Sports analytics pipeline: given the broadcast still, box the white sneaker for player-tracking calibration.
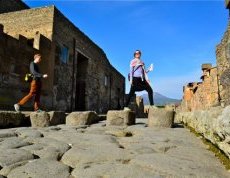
[14,104,20,112]
[124,107,131,111]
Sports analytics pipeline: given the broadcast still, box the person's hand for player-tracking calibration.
[148,64,154,72]
[43,74,48,78]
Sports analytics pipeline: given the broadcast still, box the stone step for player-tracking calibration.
[0,111,67,128]
[30,111,66,128]
[0,111,30,129]
[66,111,99,126]
[106,110,136,126]
[148,106,175,128]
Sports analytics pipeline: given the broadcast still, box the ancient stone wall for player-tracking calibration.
[180,64,219,112]
[216,22,230,107]
[0,25,54,110]
[0,0,29,14]
[52,7,125,112]
[0,6,54,40]
[175,106,230,159]
[0,6,56,92]
[0,5,125,113]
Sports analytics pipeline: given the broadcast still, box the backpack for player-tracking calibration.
[128,65,142,81]
[24,73,33,83]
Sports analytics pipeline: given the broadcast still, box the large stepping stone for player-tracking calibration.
[106,110,136,126]
[66,111,99,126]
[0,111,27,128]
[0,149,34,167]
[30,111,66,128]
[30,112,50,128]
[48,111,66,125]
[148,106,174,128]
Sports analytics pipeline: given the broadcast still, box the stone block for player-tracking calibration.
[106,110,136,126]
[148,106,174,128]
[66,111,99,126]
[0,149,34,167]
[48,111,66,125]
[202,63,212,70]
[7,159,70,178]
[0,111,26,128]
[30,111,50,128]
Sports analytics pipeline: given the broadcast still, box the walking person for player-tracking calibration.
[14,54,48,112]
[125,50,154,109]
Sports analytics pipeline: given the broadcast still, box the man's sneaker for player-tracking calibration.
[124,107,131,111]
[14,104,20,112]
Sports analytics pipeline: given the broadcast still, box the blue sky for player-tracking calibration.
[24,0,228,99]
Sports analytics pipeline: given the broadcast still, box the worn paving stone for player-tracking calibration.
[71,162,162,178]
[0,160,29,177]
[0,149,34,167]
[7,159,70,178]
[0,119,228,178]
[40,129,119,147]
[0,129,17,138]
[0,137,31,149]
[15,128,43,138]
[33,146,68,160]
[23,137,70,155]
[61,144,133,168]
[130,153,230,178]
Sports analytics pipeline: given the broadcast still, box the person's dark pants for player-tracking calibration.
[125,77,154,107]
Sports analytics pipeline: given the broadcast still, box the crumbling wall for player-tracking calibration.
[180,64,219,112]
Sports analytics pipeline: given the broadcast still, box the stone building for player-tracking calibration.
[0,1,125,113]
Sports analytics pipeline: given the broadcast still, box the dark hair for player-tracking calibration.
[134,50,141,57]
[34,54,41,60]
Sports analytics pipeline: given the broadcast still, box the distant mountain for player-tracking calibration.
[141,92,181,106]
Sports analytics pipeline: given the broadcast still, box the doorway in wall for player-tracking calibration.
[75,52,89,111]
